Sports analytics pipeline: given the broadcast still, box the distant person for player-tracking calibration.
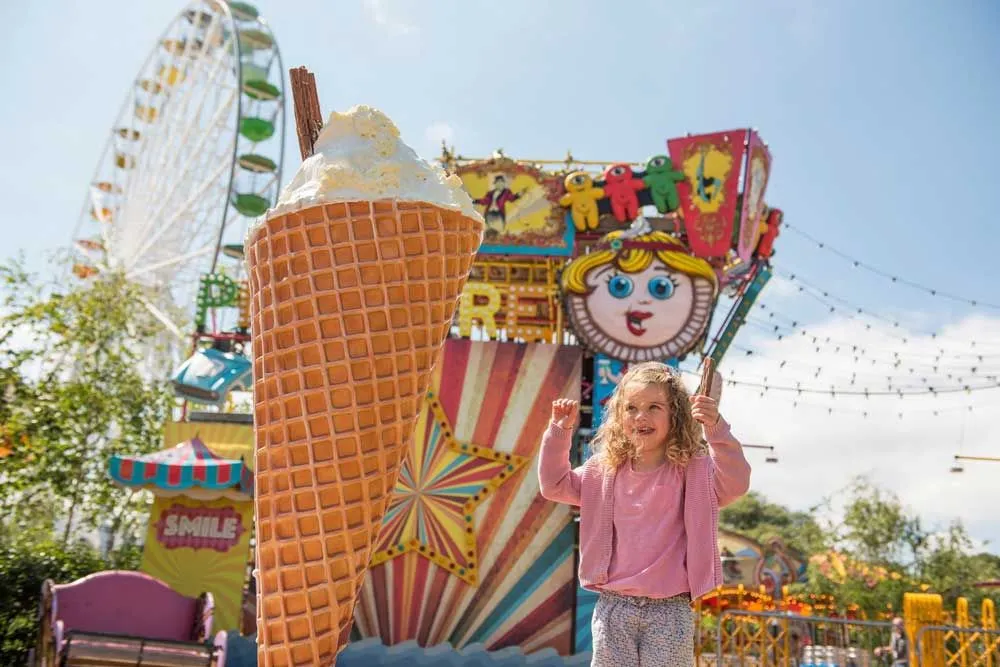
[875,617,908,666]
[538,362,752,667]
[789,629,802,667]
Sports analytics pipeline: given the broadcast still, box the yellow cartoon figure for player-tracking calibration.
[562,229,718,362]
[682,144,734,214]
[559,171,605,231]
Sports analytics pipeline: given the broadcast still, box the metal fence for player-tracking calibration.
[915,625,1000,667]
[700,609,894,667]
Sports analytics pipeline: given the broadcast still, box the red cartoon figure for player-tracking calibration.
[755,208,782,260]
[602,163,646,223]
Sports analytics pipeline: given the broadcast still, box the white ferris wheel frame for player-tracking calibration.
[70,0,286,343]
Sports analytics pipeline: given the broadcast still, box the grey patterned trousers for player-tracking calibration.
[591,591,695,667]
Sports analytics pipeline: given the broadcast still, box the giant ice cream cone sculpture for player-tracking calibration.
[246,85,484,665]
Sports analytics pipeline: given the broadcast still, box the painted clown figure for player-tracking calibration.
[562,228,718,362]
[471,174,523,232]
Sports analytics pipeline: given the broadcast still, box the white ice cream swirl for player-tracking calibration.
[263,104,480,220]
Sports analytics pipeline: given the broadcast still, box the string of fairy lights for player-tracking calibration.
[743,316,1000,372]
[679,364,981,420]
[741,313,1000,380]
[726,301,1000,393]
[771,269,1000,353]
[729,340,1000,389]
[750,303,1000,362]
[703,220,998,419]
[781,222,1000,310]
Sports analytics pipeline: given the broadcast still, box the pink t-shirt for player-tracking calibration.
[537,418,752,599]
[601,461,688,599]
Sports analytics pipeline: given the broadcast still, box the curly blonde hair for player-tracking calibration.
[591,361,707,470]
[562,230,718,295]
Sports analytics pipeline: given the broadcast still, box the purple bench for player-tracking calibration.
[36,570,222,666]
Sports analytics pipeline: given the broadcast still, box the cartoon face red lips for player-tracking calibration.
[625,309,653,336]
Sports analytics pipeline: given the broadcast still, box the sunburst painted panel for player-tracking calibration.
[354,339,582,654]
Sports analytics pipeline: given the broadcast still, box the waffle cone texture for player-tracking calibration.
[247,200,483,666]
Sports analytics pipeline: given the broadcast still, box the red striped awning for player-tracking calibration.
[108,436,252,495]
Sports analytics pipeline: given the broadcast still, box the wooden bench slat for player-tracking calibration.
[62,632,213,667]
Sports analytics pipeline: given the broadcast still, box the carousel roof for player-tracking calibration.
[108,436,252,496]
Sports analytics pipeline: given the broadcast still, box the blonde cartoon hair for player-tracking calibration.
[562,230,718,295]
[591,361,707,470]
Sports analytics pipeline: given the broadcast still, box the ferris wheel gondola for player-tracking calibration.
[69,0,286,363]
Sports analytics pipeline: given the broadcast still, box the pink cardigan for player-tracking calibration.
[537,418,751,600]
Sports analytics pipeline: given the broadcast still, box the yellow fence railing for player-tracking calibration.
[695,594,999,667]
[703,609,892,667]
[915,626,1000,667]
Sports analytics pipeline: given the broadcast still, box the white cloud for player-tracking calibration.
[760,275,801,302]
[424,121,455,147]
[363,0,418,37]
[691,312,1000,553]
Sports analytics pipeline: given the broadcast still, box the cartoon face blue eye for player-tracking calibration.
[648,276,675,300]
[607,274,634,299]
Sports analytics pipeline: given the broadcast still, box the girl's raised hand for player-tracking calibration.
[691,395,720,426]
[551,398,580,430]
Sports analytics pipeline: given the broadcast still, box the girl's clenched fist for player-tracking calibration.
[551,398,580,430]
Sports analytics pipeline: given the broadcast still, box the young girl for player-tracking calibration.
[538,361,751,667]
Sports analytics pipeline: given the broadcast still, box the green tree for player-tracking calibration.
[0,259,173,547]
[917,521,1000,611]
[792,478,1000,620]
[718,481,1000,621]
[720,491,828,556]
[0,529,141,665]
[838,478,925,566]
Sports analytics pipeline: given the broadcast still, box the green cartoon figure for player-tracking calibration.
[642,154,686,214]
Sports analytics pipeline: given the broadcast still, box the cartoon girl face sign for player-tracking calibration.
[562,231,718,362]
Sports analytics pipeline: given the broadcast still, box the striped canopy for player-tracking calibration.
[108,436,253,496]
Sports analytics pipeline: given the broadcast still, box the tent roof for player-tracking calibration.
[108,436,252,496]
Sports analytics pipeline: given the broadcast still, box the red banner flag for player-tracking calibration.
[667,130,748,259]
[736,130,772,261]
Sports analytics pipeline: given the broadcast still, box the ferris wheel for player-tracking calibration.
[70,0,286,350]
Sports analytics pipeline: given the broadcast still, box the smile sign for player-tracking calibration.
[155,504,246,552]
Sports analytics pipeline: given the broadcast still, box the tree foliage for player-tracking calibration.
[837,479,926,565]
[0,259,173,547]
[720,490,827,556]
[0,259,169,663]
[0,528,141,665]
[721,477,1000,621]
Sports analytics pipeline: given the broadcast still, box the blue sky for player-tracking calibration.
[2,1,1000,547]
[2,0,997,321]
